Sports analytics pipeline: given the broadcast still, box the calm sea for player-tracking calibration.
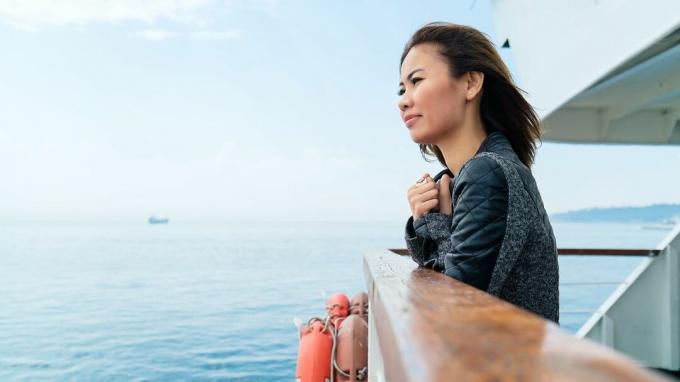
[0,221,673,381]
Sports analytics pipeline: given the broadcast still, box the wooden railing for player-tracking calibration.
[390,248,661,257]
[558,248,661,256]
[363,249,673,382]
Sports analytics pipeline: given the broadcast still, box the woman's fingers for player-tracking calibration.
[407,173,433,193]
[414,188,439,202]
[414,199,439,218]
[408,189,438,212]
[408,173,441,220]
[408,182,437,203]
[407,181,436,202]
[408,174,435,194]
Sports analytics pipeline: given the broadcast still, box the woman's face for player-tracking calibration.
[398,43,468,144]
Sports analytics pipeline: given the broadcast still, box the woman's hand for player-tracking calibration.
[408,173,436,221]
[408,172,453,220]
[437,173,452,216]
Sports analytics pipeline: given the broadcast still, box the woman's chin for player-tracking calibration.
[409,129,437,145]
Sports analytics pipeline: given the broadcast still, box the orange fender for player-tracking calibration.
[296,319,332,382]
[350,292,368,321]
[333,315,368,381]
[326,292,350,320]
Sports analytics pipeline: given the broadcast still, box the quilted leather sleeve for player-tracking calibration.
[442,155,508,291]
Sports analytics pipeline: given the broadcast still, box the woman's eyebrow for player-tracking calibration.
[399,68,424,87]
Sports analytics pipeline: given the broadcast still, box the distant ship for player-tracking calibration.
[148,216,169,224]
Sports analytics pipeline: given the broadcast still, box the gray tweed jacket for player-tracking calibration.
[404,131,560,324]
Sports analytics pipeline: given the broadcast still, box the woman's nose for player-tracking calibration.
[398,93,412,112]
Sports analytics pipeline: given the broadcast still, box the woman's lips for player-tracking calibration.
[405,115,421,128]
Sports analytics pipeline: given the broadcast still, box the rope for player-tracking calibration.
[303,315,367,381]
[329,316,349,382]
[329,315,367,381]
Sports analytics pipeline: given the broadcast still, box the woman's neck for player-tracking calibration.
[436,116,488,177]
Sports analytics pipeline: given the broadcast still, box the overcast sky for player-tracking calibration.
[1,0,679,223]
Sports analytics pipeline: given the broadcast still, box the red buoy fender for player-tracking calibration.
[326,293,350,320]
[333,314,368,381]
[296,319,332,382]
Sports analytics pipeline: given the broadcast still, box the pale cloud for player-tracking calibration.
[188,30,241,40]
[0,0,213,29]
[138,28,176,41]
[0,0,264,43]
[0,0,279,32]
[247,0,280,16]
[138,28,241,41]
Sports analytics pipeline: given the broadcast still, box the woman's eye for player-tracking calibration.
[397,78,422,96]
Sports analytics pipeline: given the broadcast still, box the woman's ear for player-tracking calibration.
[465,71,484,101]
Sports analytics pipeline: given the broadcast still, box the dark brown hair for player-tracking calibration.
[400,22,542,168]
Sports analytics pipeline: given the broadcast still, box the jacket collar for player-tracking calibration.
[475,131,518,161]
[433,131,518,182]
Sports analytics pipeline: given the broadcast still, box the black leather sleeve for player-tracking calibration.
[442,156,508,291]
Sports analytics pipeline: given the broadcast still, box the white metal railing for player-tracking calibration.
[579,223,680,371]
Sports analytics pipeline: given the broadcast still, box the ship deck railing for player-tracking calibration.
[364,227,680,381]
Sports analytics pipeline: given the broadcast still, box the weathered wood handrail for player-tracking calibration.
[557,248,661,256]
[389,248,661,257]
[364,249,673,381]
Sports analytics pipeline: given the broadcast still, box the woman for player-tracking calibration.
[399,22,559,324]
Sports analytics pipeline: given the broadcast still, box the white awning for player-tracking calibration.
[490,1,680,144]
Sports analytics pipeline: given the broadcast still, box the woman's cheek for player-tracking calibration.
[442,101,464,131]
[429,114,450,139]
[409,117,438,143]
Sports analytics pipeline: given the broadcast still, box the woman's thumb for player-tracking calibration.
[439,174,452,215]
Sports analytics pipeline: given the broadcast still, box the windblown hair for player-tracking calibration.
[400,22,542,168]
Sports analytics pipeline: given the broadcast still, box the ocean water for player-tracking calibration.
[0,221,674,381]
